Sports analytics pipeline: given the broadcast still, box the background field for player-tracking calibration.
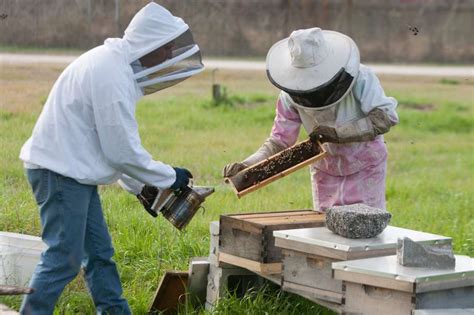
[0,63,473,314]
[3,1,474,63]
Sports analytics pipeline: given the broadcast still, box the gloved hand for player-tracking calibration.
[309,125,339,143]
[368,108,394,136]
[170,167,193,190]
[222,162,248,178]
[222,138,286,178]
[137,185,159,217]
[310,109,395,144]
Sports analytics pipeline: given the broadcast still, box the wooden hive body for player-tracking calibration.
[274,226,452,311]
[219,210,325,274]
[333,255,474,315]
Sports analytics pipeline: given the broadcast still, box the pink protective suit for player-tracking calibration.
[269,65,398,211]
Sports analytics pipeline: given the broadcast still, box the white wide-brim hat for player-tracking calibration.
[266,28,360,93]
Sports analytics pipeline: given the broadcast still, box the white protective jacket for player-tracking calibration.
[20,3,199,192]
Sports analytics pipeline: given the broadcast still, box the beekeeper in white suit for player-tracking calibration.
[224,28,399,211]
[19,3,203,314]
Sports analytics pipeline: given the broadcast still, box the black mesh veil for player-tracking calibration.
[267,68,354,108]
[131,29,204,94]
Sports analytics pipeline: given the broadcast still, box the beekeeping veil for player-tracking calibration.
[124,2,204,95]
[266,28,360,108]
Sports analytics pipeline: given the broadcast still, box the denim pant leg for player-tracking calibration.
[21,169,92,315]
[82,188,130,314]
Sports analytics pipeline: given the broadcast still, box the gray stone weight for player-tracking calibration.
[325,203,392,239]
[397,237,456,269]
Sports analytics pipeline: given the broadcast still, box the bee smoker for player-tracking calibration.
[150,185,214,230]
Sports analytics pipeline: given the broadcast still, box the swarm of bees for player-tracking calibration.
[408,25,419,36]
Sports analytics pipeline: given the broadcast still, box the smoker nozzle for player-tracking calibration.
[192,186,215,199]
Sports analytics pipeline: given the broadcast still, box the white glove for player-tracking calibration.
[222,138,286,177]
[222,162,248,178]
[336,108,395,143]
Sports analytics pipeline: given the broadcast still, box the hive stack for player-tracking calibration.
[273,226,454,313]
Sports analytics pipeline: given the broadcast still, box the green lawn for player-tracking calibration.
[0,64,473,314]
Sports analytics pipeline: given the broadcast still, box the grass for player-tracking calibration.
[0,64,473,313]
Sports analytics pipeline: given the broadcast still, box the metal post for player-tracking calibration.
[211,69,222,103]
[87,0,92,46]
[114,0,120,36]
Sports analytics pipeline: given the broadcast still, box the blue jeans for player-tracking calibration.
[20,169,130,315]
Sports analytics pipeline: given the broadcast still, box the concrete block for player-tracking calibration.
[397,237,455,269]
[188,257,210,307]
[326,203,391,239]
[205,301,214,312]
[210,221,219,236]
[206,263,262,306]
[209,221,219,266]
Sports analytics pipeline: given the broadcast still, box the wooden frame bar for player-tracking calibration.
[219,252,282,275]
[225,140,326,198]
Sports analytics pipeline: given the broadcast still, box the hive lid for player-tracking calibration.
[332,255,474,293]
[273,226,451,259]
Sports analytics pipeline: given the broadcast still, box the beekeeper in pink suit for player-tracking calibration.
[223,28,399,211]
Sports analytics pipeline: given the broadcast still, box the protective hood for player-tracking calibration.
[122,2,204,94]
[266,28,359,108]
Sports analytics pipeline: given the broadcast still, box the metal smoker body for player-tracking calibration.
[151,185,214,230]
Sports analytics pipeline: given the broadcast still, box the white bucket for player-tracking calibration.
[0,232,46,286]
[0,246,17,285]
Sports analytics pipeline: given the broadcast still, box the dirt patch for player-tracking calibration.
[401,102,436,112]
[0,64,63,113]
[229,140,321,192]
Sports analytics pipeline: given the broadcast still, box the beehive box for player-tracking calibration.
[218,210,325,274]
[333,255,474,315]
[274,226,452,310]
